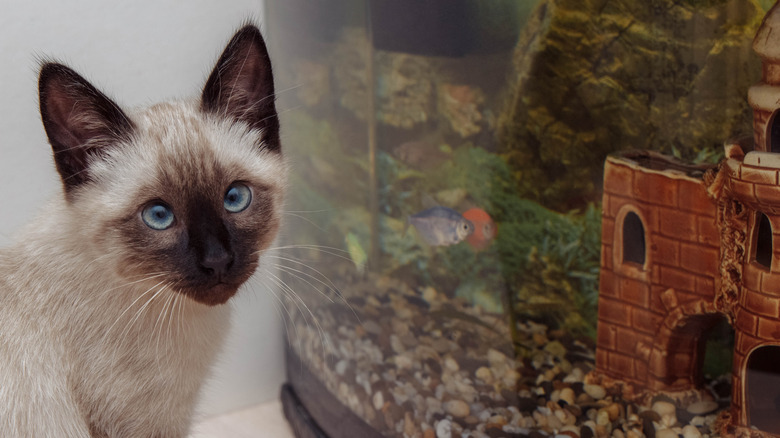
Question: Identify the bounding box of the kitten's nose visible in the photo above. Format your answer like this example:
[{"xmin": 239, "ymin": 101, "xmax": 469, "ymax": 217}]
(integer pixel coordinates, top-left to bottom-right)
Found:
[{"xmin": 200, "ymin": 234, "xmax": 234, "ymax": 279}]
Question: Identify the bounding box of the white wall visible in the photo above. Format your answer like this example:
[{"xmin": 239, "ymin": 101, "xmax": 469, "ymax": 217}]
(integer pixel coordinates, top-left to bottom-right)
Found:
[{"xmin": 0, "ymin": 0, "xmax": 287, "ymax": 418}]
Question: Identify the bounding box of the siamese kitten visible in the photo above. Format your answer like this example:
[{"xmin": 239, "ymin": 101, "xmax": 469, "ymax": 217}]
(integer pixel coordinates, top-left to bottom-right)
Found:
[{"xmin": 0, "ymin": 25, "xmax": 285, "ymax": 437}]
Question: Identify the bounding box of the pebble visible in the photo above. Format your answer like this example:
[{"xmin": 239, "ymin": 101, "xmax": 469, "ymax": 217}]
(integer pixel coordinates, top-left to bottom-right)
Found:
[
  {"xmin": 335, "ymin": 359, "xmax": 349, "ymax": 376},
  {"xmin": 404, "ymin": 412, "xmax": 418, "ymax": 436},
  {"xmin": 395, "ymin": 353, "xmax": 413, "ymax": 369},
  {"xmin": 548, "ymin": 411, "xmax": 564, "ymax": 430},
  {"xmin": 652, "ymin": 401, "xmax": 676, "ymax": 417},
  {"xmin": 422, "ymin": 286, "xmax": 438, "ymax": 303},
  {"xmin": 652, "ymin": 401, "xmax": 677, "ymax": 427},
  {"xmin": 581, "ymin": 424, "xmax": 595, "ymax": 438},
  {"xmin": 556, "ymin": 407, "xmax": 577, "ymax": 426},
  {"xmin": 564, "ymin": 368, "xmax": 585, "ymax": 383},
  {"xmin": 476, "ymin": 366, "xmax": 494, "ymax": 384},
  {"xmin": 545, "ymin": 341, "xmax": 567, "ymax": 358},
  {"xmin": 655, "ymin": 429, "xmax": 678, "ymax": 438},
  {"xmin": 596, "ymin": 409, "xmax": 610, "ymax": 426},
  {"xmin": 390, "ymin": 335, "xmax": 405, "ymax": 354},
  {"xmin": 689, "ymin": 416, "xmax": 705, "ymax": 427},
  {"xmin": 487, "ymin": 414, "xmax": 507, "ymax": 428},
  {"xmin": 686, "ymin": 401, "xmax": 718, "ymax": 416},
  {"xmin": 583, "ymin": 384, "xmax": 606, "ymax": 400},
  {"xmin": 605, "ymin": 403, "xmax": 621, "ymax": 422},
  {"xmin": 533, "ymin": 332, "xmax": 548, "ymax": 346},
  {"xmin": 436, "ymin": 419, "xmax": 453, "ymax": 438},
  {"xmin": 487, "ymin": 348, "xmax": 508, "ymax": 365},
  {"xmin": 372, "ymin": 390, "xmax": 385, "ymax": 410},
  {"xmin": 361, "ymin": 319, "xmax": 382, "ymax": 335},
  {"xmin": 682, "ymin": 424, "xmax": 702, "ymax": 438},
  {"xmin": 444, "ymin": 399, "xmax": 470, "ymax": 418},
  {"xmin": 502, "ymin": 369, "xmax": 520, "ymax": 387},
  {"xmin": 444, "ymin": 356, "xmax": 460, "ymax": 372}
]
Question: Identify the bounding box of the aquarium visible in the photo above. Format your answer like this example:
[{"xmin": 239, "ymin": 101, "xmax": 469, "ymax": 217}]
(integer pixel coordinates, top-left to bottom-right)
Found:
[{"xmin": 266, "ymin": 1, "xmax": 780, "ymax": 437}]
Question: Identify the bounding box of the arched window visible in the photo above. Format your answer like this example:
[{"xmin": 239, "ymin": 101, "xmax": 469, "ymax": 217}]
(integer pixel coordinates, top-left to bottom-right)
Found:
[
  {"xmin": 755, "ymin": 213, "xmax": 773, "ymax": 269},
  {"xmin": 623, "ymin": 211, "xmax": 646, "ymax": 265},
  {"xmin": 769, "ymin": 110, "xmax": 780, "ymax": 153}
]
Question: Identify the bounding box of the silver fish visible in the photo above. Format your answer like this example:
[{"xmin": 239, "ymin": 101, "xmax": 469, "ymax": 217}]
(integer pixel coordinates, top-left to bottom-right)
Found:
[{"xmin": 408, "ymin": 206, "xmax": 474, "ymax": 246}]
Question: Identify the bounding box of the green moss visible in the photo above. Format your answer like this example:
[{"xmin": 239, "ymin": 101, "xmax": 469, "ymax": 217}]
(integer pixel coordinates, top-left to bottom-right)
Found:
[{"xmin": 498, "ymin": 0, "xmax": 763, "ymax": 212}]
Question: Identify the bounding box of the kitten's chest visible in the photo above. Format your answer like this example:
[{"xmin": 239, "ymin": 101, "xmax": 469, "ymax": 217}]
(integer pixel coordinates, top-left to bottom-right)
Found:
[{"xmin": 72, "ymin": 295, "xmax": 231, "ymax": 436}]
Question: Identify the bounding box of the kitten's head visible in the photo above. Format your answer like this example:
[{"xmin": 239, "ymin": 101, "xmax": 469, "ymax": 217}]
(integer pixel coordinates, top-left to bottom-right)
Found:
[{"xmin": 38, "ymin": 25, "xmax": 285, "ymax": 306}]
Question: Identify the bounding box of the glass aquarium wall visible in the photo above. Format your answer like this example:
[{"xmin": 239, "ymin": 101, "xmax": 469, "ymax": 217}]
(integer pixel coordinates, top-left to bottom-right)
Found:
[{"xmin": 266, "ymin": 1, "xmax": 777, "ymax": 437}]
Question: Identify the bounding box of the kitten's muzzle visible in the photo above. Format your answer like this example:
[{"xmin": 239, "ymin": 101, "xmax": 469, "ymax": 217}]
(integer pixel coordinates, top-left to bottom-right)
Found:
[{"xmin": 199, "ymin": 232, "xmax": 234, "ymax": 280}]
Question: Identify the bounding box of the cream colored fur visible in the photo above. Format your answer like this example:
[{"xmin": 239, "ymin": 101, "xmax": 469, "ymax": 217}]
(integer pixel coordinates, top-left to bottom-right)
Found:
[{"xmin": 0, "ymin": 99, "xmax": 286, "ymax": 437}]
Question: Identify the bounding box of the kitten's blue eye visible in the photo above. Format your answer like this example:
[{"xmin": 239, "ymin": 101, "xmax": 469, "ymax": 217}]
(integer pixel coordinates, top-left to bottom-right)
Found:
[
  {"xmin": 142, "ymin": 203, "xmax": 175, "ymax": 230},
  {"xmin": 224, "ymin": 183, "xmax": 252, "ymax": 213}
]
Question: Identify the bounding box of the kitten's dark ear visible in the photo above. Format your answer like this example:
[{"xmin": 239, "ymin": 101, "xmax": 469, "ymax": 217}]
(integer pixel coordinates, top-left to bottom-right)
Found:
[
  {"xmin": 202, "ymin": 25, "xmax": 280, "ymax": 152},
  {"xmin": 39, "ymin": 63, "xmax": 134, "ymax": 194}
]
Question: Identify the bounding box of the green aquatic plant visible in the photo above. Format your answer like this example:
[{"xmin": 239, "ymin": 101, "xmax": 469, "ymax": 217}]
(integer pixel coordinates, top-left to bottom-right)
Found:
[
  {"xmin": 425, "ymin": 144, "xmax": 515, "ymax": 210},
  {"xmin": 494, "ymin": 200, "xmax": 602, "ymax": 338},
  {"xmin": 671, "ymin": 144, "xmax": 724, "ymax": 165}
]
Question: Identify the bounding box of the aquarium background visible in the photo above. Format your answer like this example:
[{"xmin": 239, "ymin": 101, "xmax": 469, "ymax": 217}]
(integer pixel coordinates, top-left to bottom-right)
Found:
[{"xmin": 266, "ymin": 1, "xmax": 773, "ymax": 437}]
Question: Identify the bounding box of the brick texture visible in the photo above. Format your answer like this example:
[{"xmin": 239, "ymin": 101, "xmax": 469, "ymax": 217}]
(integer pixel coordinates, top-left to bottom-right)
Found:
[
  {"xmin": 597, "ymin": 151, "xmax": 780, "ymax": 434},
  {"xmin": 596, "ymin": 158, "xmax": 719, "ymax": 390}
]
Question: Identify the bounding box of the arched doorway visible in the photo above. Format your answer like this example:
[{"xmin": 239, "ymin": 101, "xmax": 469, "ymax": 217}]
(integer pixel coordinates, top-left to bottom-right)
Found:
[
  {"xmin": 648, "ymin": 301, "xmax": 725, "ymax": 390},
  {"xmin": 746, "ymin": 345, "xmax": 780, "ymax": 433}
]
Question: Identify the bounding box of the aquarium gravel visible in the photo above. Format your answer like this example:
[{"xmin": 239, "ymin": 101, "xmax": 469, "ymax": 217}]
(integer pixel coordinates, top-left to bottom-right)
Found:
[{"xmin": 286, "ymin": 272, "xmax": 730, "ymax": 438}]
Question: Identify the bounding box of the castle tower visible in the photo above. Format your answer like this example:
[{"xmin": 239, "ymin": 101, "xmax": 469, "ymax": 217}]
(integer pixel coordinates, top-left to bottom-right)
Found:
[{"xmin": 717, "ymin": 2, "xmax": 780, "ymax": 433}]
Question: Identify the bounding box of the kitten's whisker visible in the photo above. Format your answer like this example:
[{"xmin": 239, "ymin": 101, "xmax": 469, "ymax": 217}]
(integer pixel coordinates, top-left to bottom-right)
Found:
[
  {"xmin": 263, "ymin": 246, "xmax": 363, "ymax": 323},
  {"xmin": 264, "ymin": 270, "xmax": 330, "ymax": 356},
  {"xmin": 153, "ymin": 290, "xmax": 177, "ymax": 370},
  {"xmin": 271, "ymin": 263, "xmax": 334, "ymax": 304},
  {"xmin": 268, "ymin": 257, "xmax": 340, "ymax": 298},
  {"xmin": 103, "ymin": 279, "xmax": 167, "ymax": 341},
  {"xmin": 250, "ymin": 280, "xmax": 299, "ymax": 350},
  {"xmin": 265, "ymin": 244, "xmax": 353, "ymax": 263},
  {"xmin": 272, "ymin": 261, "xmax": 362, "ymax": 328},
  {"xmin": 267, "ymin": 243, "xmax": 351, "ymax": 255},
  {"xmin": 154, "ymin": 290, "xmax": 176, "ymax": 347},
  {"xmin": 106, "ymin": 281, "xmax": 170, "ymax": 367},
  {"xmin": 80, "ymin": 252, "xmax": 115, "ymax": 270},
  {"xmin": 265, "ymin": 251, "xmax": 349, "ymax": 297},
  {"xmin": 100, "ymin": 272, "xmax": 170, "ymax": 296},
  {"xmin": 119, "ymin": 283, "xmax": 171, "ymax": 350},
  {"xmin": 252, "ymin": 276, "xmax": 302, "ymax": 357},
  {"xmin": 281, "ymin": 212, "xmax": 327, "ymax": 232},
  {"xmin": 284, "ymin": 208, "xmax": 334, "ymax": 214},
  {"xmin": 174, "ymin": 290, "xmax": 186, "ymax": 340}
]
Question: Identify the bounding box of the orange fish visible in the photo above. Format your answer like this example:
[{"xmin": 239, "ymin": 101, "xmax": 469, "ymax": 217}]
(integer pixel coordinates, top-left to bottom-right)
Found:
[{"xmin": 462, "ymin": 208, "xmax": 497, "ymax": 251}]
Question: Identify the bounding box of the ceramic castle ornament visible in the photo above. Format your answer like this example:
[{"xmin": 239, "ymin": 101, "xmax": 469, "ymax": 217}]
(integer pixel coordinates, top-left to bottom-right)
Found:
[{"xmin": 592, "ymin": 2, "xmax": 780, "ymax": 435}]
